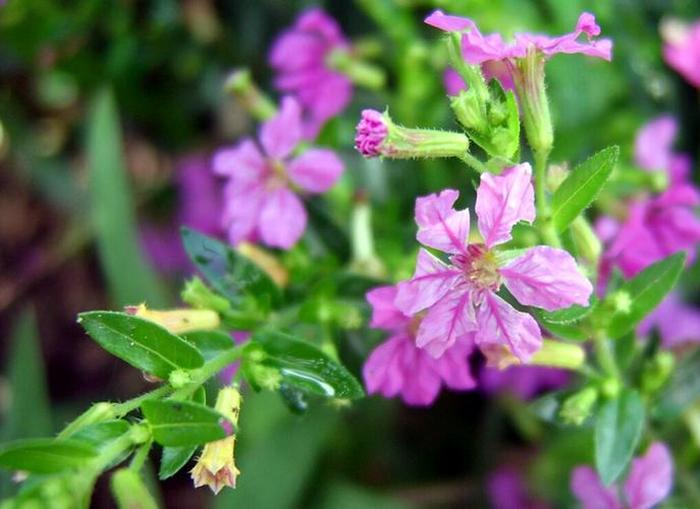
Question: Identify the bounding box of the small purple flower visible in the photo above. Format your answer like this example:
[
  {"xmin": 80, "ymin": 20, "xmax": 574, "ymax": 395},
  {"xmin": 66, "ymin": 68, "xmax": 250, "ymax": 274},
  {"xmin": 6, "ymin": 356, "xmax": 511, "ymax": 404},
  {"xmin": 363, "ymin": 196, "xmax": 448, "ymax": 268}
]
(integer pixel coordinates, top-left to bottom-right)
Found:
[
  {"xmin": 425, "ymin": 10, "xmax": 612, "ymax": 65},
  {"xmin": 363, "ymin": 285, "xmax": 476, "ymax": 406},
  {"xmin": 354, "ymin": 109, "xmax": 388, "ymax": 157},
  {"xmin": 395, "ymin": 164, "xmax": 593, "ymax": 363},
  {"xmin": 638, "ymin": 292, "xmax": 700, "ymax": 348},
  {"xmin": 213, "ymin": 96, "xmax": 344, "ymax": 250},
  {"xmin": 480, "ymin": 365, "xmax": 569, "ymax": 401},
  {"xmin": 269, "ymin": 8, "xmax": 353, "ymax": 138},
  {"xmin": 599, "ymin": 116, "xmax": 700, "ymax": 279},
  {"xmin": 571, "ymin": 442, "xmax": 673, "ymax": 509},
  {"xmin": 662, "ymin": 19, "xmax": 700, "ymax": 88}
]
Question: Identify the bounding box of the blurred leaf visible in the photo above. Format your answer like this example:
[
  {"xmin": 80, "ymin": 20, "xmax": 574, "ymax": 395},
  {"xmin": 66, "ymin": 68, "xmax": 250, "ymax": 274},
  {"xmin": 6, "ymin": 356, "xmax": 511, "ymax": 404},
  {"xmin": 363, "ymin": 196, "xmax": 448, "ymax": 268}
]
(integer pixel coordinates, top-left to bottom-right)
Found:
[
  {"xmin": 246, "ymin": 330, "xmax": 365, "ymax": 400},
  {"xmin": 159, "ymin": 446, "xmax": 197, "ymax": 480},
  {"xmin": 0, "ymin": 439, "xmax": 97, "ymax": 474},
  {"xmin": 551, "ymin": 146, "xmax": 619, "ymax": 232},
  {"xmin": 536, "ymin": 297, "xmax": 597, "ymax": 324},
  {"xmin": 87, "ymin": 88, "xmax": 165, "ymax": 307},
  {"xmin": 0, "ymin": 309, "xmax": 52, "ymax": 498},
  {"xmin": 78, "ymin": 311, "xmax": 204, "ymax": 379},
  {"xmin": 606, "ymin": 253, "xmax": 685, "ymax": 339},
  {"xmin": 141, "ymin": 400, "xmax": 231, "ymax": 447},
  {"xmin": 317, "ymin": 481, "xmax": 416, "ymax": 509},
  {"xmin": 655, "ymin": 349, "xmax": 700, "ymax": 420},
  {"xmin": 213, "ymin": 392, "xmax": 337, "ymax": 509},
  {"xmin": 594, "ymin": 390, "xmax": 644, "ymax": 485},
  {"xmin": 305, "ymin": 198, "xmax": 351, "ymax": 263},
  {"xmin": 181, "ymin": 227, "xmax": 280, "ymax": 309},
  {"xmin": 111, "ymin": 468, "xmax": 159, "ymax": 509},
  {"xmin": 181, "ymin": 330, "xmax": 234, "ymax": 362}
]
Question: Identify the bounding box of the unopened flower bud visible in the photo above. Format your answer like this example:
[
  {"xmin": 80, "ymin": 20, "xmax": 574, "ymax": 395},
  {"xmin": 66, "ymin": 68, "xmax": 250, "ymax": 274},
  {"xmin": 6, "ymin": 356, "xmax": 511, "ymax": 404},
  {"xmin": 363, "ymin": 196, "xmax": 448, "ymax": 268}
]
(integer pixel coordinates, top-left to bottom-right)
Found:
[
  {"xmin": 355, "ymin": 109, "xmax": 469, "ymax": 159},
  {"xmin": 600, "ymin": 377, "xmax": 621, "ymax": 399},
  {"xmin": 571, "ymin": 216, "xmax": 602, "ymax": 265},
  {"xmin": 191, "ymin": 387, "xmax": 242, "ymax": 494},
  {"xmin": 182, "ymin": 277, "xmax": 231, "ymax": 313},
  {"xmin": 530, "ymin": 339, "xmax": 586, "ymax": 370},
  {"xmin": 125, "ymin": 304, "xmax": 220, "ymax": 334},
  {"xmin": 236, "ymin": 242, "xmax": 289, "ymax": 288},
  {"xmin": 641, "ymin": 351, "xmax": 675, "ymax": 395},
  {"xmin": 610, "ymin": 290, "xmax": 632, "ymax": 314},
  {"xmin": 560, "ymin": 387, "xmax": 598, "ymax": 425},
  {"xmin": 111, "ymin": 468, "xmax": 158, "ymax": 509},
  {"xmin": 513, "ymin": 50, "xmax": 553, "ymax": 156}
]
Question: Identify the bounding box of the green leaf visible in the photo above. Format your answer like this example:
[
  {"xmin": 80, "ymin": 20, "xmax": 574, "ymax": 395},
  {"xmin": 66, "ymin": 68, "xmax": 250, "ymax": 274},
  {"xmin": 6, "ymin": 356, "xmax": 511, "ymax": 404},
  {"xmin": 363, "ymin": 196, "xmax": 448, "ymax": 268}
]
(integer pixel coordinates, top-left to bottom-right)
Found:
[
  {"xmin": 655, "ymin": 349, "xmax": 700, "ymax": 420},
  {"xmin": 247, "ymin": 331, "xmax": 364, "ymax": 400},
  {"xmin": 181, "ymin": 330, "xmax": 235, "ymax": 362},
  {"xmin": 0, "ymin": 438, "xmax": 97, "ymax": 474},
  {"xmin": 87, "ymin": 89, "xmax": 165, "ymax": 306},
  {"xmin": 78, "ymin": 311, "xmax": 204, "ymax": 379},
  {"xmin": 537, "ymin": 297, "xmax": 597, "ymax": 324},
  {"xmin": 594, "ymin": 391, "xmax": 644, "ymax": 485},
  {"xmin": 141, "ymin": 400, "xmax": 231, "ymax": 447},
  {"xmin": 607, "ymin": 253, "xmax": 685, "ymax": 339},
  {"xmin": 159, "ymin": 446, "xmax": 197, "ymax": 480},
  {"xmin": 181, "ymin": 227, "xmax": 280, "ymax": 308},
  {"xmin": 72, "ymin": 420, "xmax": 130, "ymax": 448},
  {"xmin": 551, "ymin": 146, "xmax": 619, "ymax": 232}
]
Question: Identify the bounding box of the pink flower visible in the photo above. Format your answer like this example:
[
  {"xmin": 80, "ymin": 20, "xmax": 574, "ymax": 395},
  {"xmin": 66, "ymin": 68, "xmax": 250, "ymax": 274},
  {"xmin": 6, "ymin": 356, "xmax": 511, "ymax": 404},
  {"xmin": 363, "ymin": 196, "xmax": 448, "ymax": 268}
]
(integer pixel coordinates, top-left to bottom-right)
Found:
[
  {"xmin": 599, "ymin": 117, "xmax": 700, "ymax": 279},
  {"xmin": 443, "ymin": 63, "xmax": 515, "ymax": 95},
  {"xmin": 638, "ymin": 292, "xmax": 700, "ymax": 348},
  {"xmin": 395, "ymin": 164, "xmax": 593, "ymax": 363},
  {"xmin": 363, "ymin": 285, "xmax": 476, "ymax": 406},
  {"xmin": 662, "ymin": 19, "xmax": 700, "ymax": 88},
  {"xmin": 354, "ymin": 109, "xmax": 388, "ymax": 157},
  {"xmin": 425, "ymin": 11, "xmax": 612, "ymax": 65},
  {"xmin": 213, "ymin": 97, "xmax": 344, "ymax": 249},
  {"xmin": 488, "ymin": 468, "xmax": 550, "ymax": 509},
  {"xmin": 571, "ymin": 442, "xmax": 673, "ymax": 509},
  {"xmin": 269, "ymin": 8, "xmax": 353, "ymax": 138}
]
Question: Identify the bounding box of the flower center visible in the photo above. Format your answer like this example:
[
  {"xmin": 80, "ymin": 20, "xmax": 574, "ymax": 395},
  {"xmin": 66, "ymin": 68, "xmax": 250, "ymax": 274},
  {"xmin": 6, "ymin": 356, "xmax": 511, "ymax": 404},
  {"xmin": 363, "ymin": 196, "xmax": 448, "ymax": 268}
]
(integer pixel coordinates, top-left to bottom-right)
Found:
[
  {"xmin": 453, "ymin": 244, "xmax": 502, "ymax": 292},
  {"xmin": 266, "ymin": 159, "xmax": 288, "ymax": 190},
  {"xmin": 407, "ymin": 310, "xmax": 427, "ymax": 338}
]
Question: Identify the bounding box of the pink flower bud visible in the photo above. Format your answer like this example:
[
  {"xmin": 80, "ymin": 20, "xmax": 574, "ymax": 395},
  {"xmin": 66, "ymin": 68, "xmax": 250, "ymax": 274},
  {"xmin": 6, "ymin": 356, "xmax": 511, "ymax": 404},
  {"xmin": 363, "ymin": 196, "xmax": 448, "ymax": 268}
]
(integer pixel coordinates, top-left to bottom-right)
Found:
[{"xmin": 354, "ymin": 109, "xmax": 388, "ymax": 157}]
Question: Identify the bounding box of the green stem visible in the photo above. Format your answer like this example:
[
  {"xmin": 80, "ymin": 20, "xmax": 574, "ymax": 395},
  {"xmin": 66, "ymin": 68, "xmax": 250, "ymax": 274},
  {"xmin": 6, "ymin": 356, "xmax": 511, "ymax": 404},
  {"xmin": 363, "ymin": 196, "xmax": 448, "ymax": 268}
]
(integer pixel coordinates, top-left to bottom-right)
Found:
[
  {"xmin": 129, "ymin": 439, "xmax": 153, "ymax": 472},
  {"xmin": 91, "ymin": 431, "xmax": 136, "ymax": 473},
  {"xmin": 170, "ymin": 345, "xmax": 246, "ymax": 400},
  {"xmin": 113, "ymin": 385, "xmax": 173, "ymax": 418},
  {"xmin": 593, "ymin": 331, "xmax": 620, "ymax": 380},
  {"xmin": 534, "ymin": 149, "xmax": 561, "ymax": 247},
  {"xmin": 459, "ymin": 152, "xmax": 489, "ymax": 174}
]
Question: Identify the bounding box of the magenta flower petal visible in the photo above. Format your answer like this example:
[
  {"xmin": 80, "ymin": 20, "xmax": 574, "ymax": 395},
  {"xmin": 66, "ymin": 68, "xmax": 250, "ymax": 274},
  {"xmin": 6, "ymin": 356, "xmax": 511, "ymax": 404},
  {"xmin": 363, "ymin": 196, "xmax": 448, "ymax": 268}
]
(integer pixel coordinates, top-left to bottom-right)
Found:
[
  {"xmin": 476, "ymin": 292, "xmax": 541, "ymax": 363},
  {"xmin": 481, "ymin": 365, "xmax": 569, "ymax": 401},
  {"xmin": 394, "ymin": 249, "xmax": 462, "ymax": 315},
  {"xmin": 570, "ymin": 467, "xmax": 621, "ymax": 509},
  {"xmin": 287, "ymin": 148, "xmax": 344, "ymax": 193},
  {"xmin": 415, "ymin": 189, "xmax": 470, "ymax": 255},
  {"xmin": 662, "ymin": 20, "xmax": 700, "ymax": 88},
  {"xmin": 424, "ymin": 10, "xmax": 478, "ymax": 32},
  {"xmin": 433, "ymin": 338, "xmax": 477, "ymax": 390},
  {"xmin": 476, "ymin": 163, "xmax": 536, "ymax": 248},
  {"xmin": 366, "ymin": 286, "xmax": 408, "ymax": 330},
  {"xmin": 212, "ymin": 139, "xmax": 268, "ymax": 183},
  {"xmin": 501, "ymin": 246, "xmax": 592, "ymax": 311},
  {"xmin": 355, "ymin": 109, "xmax": 388, "ymax": 157},
  {"xmin": 415, "ymin": 289, "xmax": 476, "ymax": 358},
  {"xmin": 269, "ymin": 32, "xmax": 326, "ymax": 72},
  {"xmin": 259, "ymin": 96, "xmax": 303, "ymax": 160},
  {"xmin": 624, "ymin": 442, "xmax": 673, "ymax": 509},
  {"xmin": 639, "ymin": 292, "xmax": 700, "ymax": 347},
  {"xmin": 634, "ymin": 115, "xmax": 678, "ymax": 172},
  {"xmin": 222, "ymin": 182, "xmax": 265, "ymax": 246},
  {"xmin": 258, "ymin": 187, "xmax": 307, "ymax": 249}
]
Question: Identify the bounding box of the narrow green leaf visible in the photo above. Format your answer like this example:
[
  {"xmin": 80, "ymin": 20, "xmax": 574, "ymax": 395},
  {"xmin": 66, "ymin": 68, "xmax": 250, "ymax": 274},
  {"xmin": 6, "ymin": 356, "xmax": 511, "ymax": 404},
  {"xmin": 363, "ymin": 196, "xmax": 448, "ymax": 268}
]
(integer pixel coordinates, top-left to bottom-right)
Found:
[
  {"xmin": 180, "ymin": 227, "xmax": 280, "ymax": 308},
  {"xmin": 78, "ymin": 311, "xmax": 204, "ymax": 379},
  {"xmin": 247, "ymin": 331, "xmax": 364, "ymax": 400},
  {"xmin": 607, "ymin": 252, "xmax": 685, "ymax": 339},
  {"xmin": 87, "ymin": 88, "xmax": 165, "ymax": 306},
  {"xmin": 551, "ymin": 146, "xmax": 619, "ymax": 232},
  {"xmin": 159, "ymin": 446, "xmax": 197, "ymax": 480},
  {"xmin": 536, "ymin": 297, "xmax": 597, "ymax": 325},
  {"xmin": 72, "ymin": 420, "xmax": 131, "ymax": 448},
  {"xmin": 141, "ymin": 400, "xmax": 231, "ymax": 447},
  {"xmin": 0, "ymin": 438, "xmax": 97, "ymax": 474},
  {"xmin": 594, "ymin": 391, "xmax": 644, "ymax": 485}
]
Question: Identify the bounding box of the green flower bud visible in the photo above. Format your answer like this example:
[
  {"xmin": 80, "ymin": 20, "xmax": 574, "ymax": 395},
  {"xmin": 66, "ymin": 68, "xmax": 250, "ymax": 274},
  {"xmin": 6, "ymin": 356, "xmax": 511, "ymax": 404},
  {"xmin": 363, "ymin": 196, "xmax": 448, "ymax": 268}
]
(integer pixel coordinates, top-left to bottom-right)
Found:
[
  {"xmin": 181, "ymin": 277, "xmax": 231, "ymax": 313},
  {"xmin": 641, "ymin": 351, "xmax": 675, "ymax": 394},
  {"xmin": 560, "ymin": 387, "xmax": 599, "ymax": 425}
]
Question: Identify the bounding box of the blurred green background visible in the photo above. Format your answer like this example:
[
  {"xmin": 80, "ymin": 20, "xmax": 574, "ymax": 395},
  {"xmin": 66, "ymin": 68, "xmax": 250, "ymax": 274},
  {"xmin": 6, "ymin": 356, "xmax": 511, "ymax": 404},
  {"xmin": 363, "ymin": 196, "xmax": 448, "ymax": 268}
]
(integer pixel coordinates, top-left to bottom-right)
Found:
[{"xmin": 1, "ymin": 0, "xmax": 699, "ymax": 507}]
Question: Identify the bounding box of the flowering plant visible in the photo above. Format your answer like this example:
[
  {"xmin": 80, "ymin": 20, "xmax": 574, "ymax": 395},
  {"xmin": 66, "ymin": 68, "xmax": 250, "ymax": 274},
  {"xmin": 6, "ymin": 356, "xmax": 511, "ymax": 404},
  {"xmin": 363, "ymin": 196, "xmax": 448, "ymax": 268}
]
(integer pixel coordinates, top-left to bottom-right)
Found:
[{"xmin": 1, "ymin": 3, "xmax": 700, "ymax": 508}]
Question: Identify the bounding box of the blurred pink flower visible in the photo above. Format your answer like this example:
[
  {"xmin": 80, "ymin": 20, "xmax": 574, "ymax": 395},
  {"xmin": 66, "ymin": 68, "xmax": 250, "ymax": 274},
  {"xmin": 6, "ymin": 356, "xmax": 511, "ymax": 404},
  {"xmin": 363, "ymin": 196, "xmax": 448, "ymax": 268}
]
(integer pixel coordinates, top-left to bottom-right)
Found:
[
  {"xmin": 480, "ymin": 365, "xmax": 569, "ymax": 401},
  {"xmin": 269, "ymin": 8, "xmax": 353, "ymax": 138},
  {"xmin": 488, "ymin": 468, "xmax": 550, "ymax": 509},
  {"xmin": 425, "ymin": 11, "xmax": 612, "ymax": 65},
  {"xmin": 638, "ymin": 291, "xmax": 700, "ymax": 348},
  {"xmin": 599, "ymin": 116, "xmax": 700, "ymax": 279},
  {"xmin": 363, "ymin": 285, "xmax": 476, "ymax": 406},
  {"xmin": 571, "ymin": 442, "xmax": 673, "ymax": 509},
  {"xmin": 219, "ymin": 332, "xmax": 249, "ymax": 385},
  {"xmin": 395, "ymin": 164, "xmax": 592, "ymax": 363},
  {"xmin": 662, "ymin": 19, "xmax": 700, "ymax": 88},
  {"xmin": 212, "ymin": 97, "xmax": 344, "ymax": 250}
]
